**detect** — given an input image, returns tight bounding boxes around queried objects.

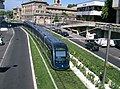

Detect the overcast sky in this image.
[5,0,92,10]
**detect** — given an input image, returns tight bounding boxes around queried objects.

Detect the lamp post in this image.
[102,24,112,85]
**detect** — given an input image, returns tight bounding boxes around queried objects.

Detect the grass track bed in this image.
[51,30,120,87]
[33,35,87,89]
[25,27,87,89]
[29,36,55,89]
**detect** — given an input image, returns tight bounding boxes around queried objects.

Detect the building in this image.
[21,0,48,22]
[76,0,104,21]
[0,0,5,23]
[0,0,4,9]
[13,7,22,21]
[112,0,120,24]
[13,0,76,24]
[53,0,61,6]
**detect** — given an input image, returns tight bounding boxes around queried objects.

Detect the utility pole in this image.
[102,24,112,85]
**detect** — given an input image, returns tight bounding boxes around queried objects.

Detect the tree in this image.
[62,12,68,16]
[54,15,59,22]
[67,4,77,8]
[0,10,6,16]
[101,0,116,23]
[6,10,13,19]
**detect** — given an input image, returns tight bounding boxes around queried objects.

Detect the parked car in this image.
[114,40,120,48]
[0,37,5,46]
[85,41,99,51]
[61,31,69,37]
[95,38,115,47]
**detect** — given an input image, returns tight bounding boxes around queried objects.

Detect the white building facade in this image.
[13,0,76,24]
[112,0,120,24]
[76,0,104,21]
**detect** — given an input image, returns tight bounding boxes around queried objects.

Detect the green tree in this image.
[62,12,68,16]
[54,15,59,22]
[6,10,13,19]
[0,10,6,16]
[67,4,77,8]
[101,0,116,23]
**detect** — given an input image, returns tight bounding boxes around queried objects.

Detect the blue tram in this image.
[24,21,70,70]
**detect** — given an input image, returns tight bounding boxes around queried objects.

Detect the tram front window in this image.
[55,50,66,62]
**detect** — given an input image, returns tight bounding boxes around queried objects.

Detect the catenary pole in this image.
[102,24,112,85]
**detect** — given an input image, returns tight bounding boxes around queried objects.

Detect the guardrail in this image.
[95,22,120,32]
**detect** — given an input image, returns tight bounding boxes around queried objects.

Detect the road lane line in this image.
[109,54,120,61]
[21,27,58,89]
[21,27,38,89]
[68,38,120,71]
[49,28,120,71]
[0,28,15,66]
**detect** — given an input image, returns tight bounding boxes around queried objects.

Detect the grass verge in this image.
[26,27,87,89]
[29,36,55,89]
[50,30,120,87]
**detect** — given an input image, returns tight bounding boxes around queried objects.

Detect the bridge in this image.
[62,20,120,33]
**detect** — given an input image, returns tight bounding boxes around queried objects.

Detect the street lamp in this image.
[102,24,112,85]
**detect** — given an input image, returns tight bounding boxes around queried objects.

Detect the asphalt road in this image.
[0,27,34,89]
[70,38,120,68]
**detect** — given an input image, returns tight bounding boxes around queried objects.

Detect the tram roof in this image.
[37,26,62,44]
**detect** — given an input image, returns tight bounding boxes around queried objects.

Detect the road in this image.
[0,27,34,89]
[45,25,120,68]
[70,38,120,68]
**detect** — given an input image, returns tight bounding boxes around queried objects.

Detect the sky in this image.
[5,0,90,10]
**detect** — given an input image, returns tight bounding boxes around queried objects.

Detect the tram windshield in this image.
[55,47,66,61]
[56,51,66,57]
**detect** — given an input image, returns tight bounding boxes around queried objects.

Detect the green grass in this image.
[29,36,55,89]
[31,35,87,89]
[26,26,87,89]
[50,30,120,87]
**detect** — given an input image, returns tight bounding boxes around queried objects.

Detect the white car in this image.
[95,38,115,47]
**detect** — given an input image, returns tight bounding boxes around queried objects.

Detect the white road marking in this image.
[109,54,120,61]
[21,27,38,89]
[30,34,58,89]
[21,27,58,89]
[0,28,15,66]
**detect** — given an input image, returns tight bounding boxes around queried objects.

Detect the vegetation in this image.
[29,36,55,89]
[62,12,68,16]
[54,15,59,22]
[6,10,13,19]
[0,10,5,16]
[51,30,120,88]
[24,26,87,89]
[101,0,116,23]
[67,4,77,8]
[0,10,13,19]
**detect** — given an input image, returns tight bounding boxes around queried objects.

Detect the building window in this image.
[38,5,42,8]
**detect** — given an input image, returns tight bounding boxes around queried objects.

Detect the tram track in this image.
[23,26,87,89]
[55,70,81,89]
[30,32,82,89]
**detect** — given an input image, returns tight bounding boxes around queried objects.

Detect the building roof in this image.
[22,1,48,5]
[46,6,76,11]
[13,7,21,10]
[77,0,104,7]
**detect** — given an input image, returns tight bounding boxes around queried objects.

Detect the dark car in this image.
[85,42,99,51]
[114,40,120,49]
[61,31,69,37]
